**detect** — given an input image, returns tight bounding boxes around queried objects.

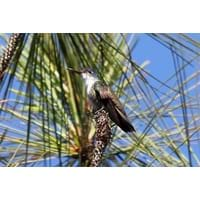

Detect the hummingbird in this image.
[68,68,135,133]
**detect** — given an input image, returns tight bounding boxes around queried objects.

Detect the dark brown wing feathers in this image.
[94,82,135,132]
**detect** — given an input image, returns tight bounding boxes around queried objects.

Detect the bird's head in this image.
[67,67,98,81]
[80,68,97,81]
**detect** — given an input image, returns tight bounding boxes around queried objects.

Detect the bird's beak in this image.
[66,68,82,74]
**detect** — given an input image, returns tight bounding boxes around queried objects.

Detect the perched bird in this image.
[69,67,135,133]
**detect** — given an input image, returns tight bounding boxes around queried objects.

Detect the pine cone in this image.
[0,33,22,81]
[88,108,112,167]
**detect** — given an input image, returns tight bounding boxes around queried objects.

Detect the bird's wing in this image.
[94,81,126,115]
[94,81,135,132]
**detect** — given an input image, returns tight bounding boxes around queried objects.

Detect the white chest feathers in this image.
[85,76,98,94]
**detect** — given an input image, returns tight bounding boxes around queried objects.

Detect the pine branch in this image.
[0,33,22,82]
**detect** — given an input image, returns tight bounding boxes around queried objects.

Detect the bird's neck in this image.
[85,77,99,94]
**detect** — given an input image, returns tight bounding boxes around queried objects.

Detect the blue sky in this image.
[133,34,174,79]
[132,34,200,166]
